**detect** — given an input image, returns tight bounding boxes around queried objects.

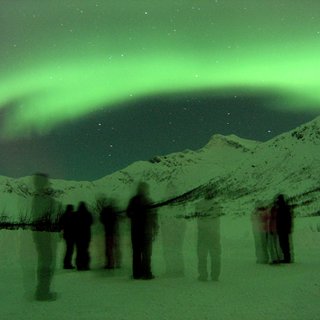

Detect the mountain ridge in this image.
[1,115,320,222]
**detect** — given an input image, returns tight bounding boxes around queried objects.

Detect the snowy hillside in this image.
[214,116,320,216]
[1,116,320,223]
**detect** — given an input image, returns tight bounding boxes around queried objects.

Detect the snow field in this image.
[0,216,320,320]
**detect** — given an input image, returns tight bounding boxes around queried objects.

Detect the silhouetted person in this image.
[127,182,158,280]
[32,173,59,301]
[60,204,76,269]
[75,202,93,271]
[196,193,221,281]
[272,194,293,263]
[99,198,121,269]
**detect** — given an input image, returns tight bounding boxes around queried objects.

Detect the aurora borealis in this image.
[1,1,320,180]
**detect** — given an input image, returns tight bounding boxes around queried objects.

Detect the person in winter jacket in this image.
[127,182,158,280]
[99,198,121,269]
[272,194,293,263]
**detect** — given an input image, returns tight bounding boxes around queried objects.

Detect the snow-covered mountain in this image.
[1,116,320,222]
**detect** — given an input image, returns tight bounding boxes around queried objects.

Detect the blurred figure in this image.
[251,202,281,264]
[251,203,269,264]
[272,194,294,263]
[268,202,281,264]
[161,214,186,277]
[75,202,93,271]
[196,192,221,281]
[160,183,186,277]
[127,182,158,280]
[32,173,59,301]
[99,197,121,269]
[59,204,76,269]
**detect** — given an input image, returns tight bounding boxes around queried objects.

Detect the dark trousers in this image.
[105,235,121,268]
[63,238,75,267]
[76,239,90,270]
[278,233,291,262]
[131,234,152,278]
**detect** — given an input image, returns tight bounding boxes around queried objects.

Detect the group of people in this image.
[59,202,93,270]
[29,174,161,301]
[59,182,222,282]
[59,182,159,280]
[30,172,293,302]
[252,194,294,265]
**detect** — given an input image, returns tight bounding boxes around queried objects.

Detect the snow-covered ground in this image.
[1,215,319,320]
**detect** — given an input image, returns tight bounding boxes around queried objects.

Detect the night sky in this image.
[1,1,319,181]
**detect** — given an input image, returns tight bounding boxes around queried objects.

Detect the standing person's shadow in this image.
[31,173,59,301]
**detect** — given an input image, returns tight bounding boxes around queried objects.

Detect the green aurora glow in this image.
[1,1,320,138]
